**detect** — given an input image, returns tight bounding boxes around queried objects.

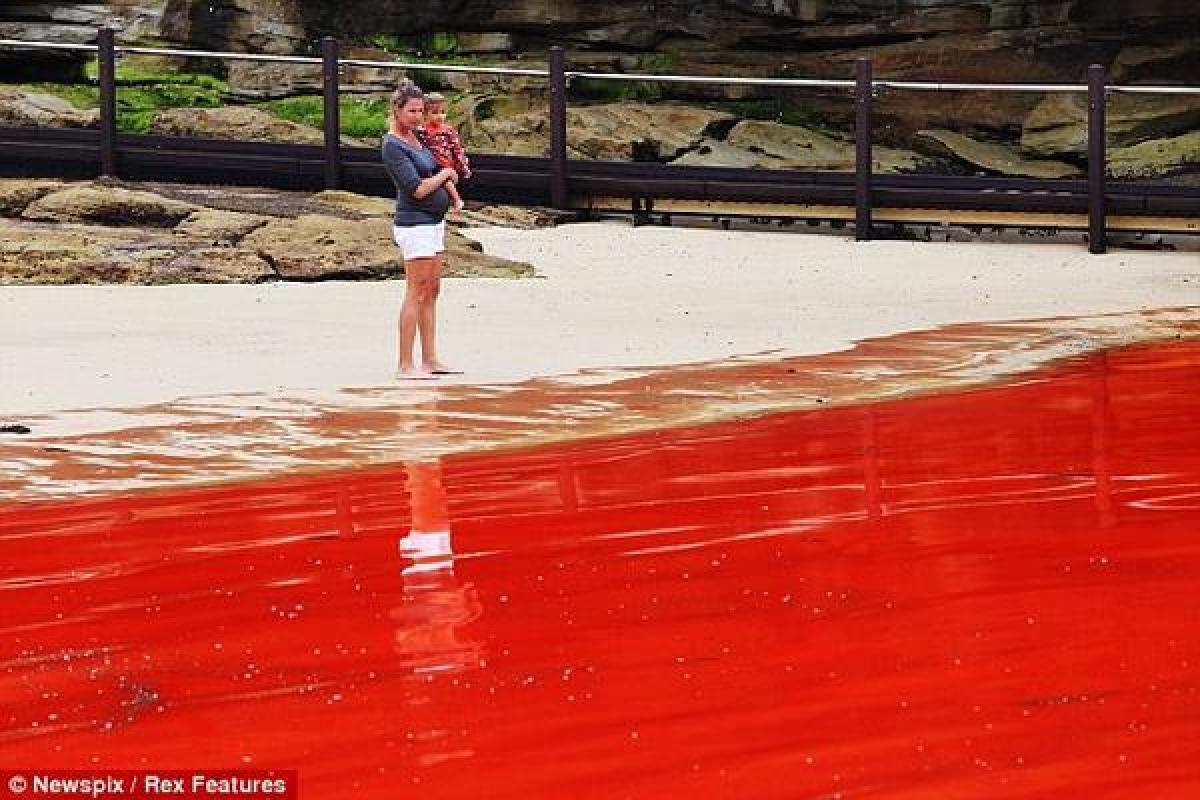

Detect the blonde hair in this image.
[390,79,424,108]
[424,92,447,109]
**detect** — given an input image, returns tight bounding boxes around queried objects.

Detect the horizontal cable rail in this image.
[340,57,548,77]
[3,37,1199,94]
[0,38,96,52]
[567,70,856,89]
[0,38,547,76]
[878,80,1200,95]
[876,80,1087,93]
[1108,85,1200,96]
[120,44,320,64]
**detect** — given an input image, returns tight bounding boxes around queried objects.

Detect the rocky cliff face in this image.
[2,1,1197,175]
[289,0,1196,51]
[0,1,163,80]
[296,0,1198,146]
[7,1,1194,78]
[9,1,1186,132]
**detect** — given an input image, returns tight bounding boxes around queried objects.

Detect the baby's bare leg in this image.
[446,181,465,211]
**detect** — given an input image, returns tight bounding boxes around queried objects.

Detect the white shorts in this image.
[393,221,446,261]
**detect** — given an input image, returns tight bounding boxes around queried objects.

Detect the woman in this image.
[382,81,461,379]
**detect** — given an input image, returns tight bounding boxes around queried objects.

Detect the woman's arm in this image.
[382,138,456,200]
[412,167,457,200]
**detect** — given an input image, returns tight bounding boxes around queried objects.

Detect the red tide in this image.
[2,343,1199,798]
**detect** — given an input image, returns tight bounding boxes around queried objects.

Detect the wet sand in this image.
[3,341,1198,798]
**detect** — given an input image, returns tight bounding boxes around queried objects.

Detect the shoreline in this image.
[2,222,1199,500]
[3,306,1198,502]
[2,222,1198,418]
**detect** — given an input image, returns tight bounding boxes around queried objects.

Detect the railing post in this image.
[321,36,341,190]
[97,26,118,178]
[1087,64,1107,255]
[854,58,873,241]
[548,46,569,210]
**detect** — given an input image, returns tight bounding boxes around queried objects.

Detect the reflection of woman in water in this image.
[393,459,483,674]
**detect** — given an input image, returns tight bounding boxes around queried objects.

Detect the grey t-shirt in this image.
[381,133,451,227]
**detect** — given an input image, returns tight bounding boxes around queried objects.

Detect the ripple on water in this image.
[1,341,1199,797]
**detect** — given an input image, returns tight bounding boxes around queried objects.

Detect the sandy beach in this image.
[2,222,1197,417]
[2,222,1199,499]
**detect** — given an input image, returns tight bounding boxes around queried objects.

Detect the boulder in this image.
[670,137,782,168]
[477,102,736,160]
[722,119,928,172]
[145,248,278,283]
[0,179,64,216]
[456,33,515,54]
[222,45,403,98]
[341,46,414,92]
[1111,40,1200,84]
[0,221,272,284]
[150,106,332,145]
[916,129,1082,178]
[0,87,99,129]
[0,180,535,285]
[1022,93,1200,157]
[308,190,394,217]
[224,60,324,101]
[174,209,271,244]
[0,218,177,284]
[160,0,306,55]
[1107,131,1200,180]
[240,213,534,280]
[463,91,548,154]
[22,186,199,227]
[240,214,393,280]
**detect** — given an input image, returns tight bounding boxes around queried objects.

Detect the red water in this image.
[3,343,1200,798]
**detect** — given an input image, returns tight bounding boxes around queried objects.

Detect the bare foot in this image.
[395,367,437,381]
[424,362,463,375]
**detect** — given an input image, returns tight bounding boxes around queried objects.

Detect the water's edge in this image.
[3,306,1198,501]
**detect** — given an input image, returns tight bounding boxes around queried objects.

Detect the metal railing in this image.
[2,33,1199,253]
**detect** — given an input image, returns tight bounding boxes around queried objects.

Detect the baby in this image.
[416,92,471,213]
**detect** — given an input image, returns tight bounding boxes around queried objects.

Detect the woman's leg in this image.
[418,254,442,369]
[397,256,440,378]
[419,254,459,373]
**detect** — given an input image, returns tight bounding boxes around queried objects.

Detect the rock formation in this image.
[0,1,163,80]
[0,87,99,128]
[0,178,537,284]
[1,1,1197,179]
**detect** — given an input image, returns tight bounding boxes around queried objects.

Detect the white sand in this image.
[1,222,1197,417]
